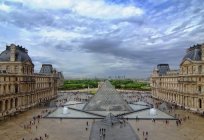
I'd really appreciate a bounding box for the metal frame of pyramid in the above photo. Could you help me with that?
[83,81,133,111]
[101,113,120,125]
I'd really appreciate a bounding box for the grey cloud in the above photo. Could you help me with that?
[32,56,58,65]
[1,0,204,78]
[79,38,188,67]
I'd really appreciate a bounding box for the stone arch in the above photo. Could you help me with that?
[3,85,6,92]
[10,98,14,109]
[0,100,3,112]
[5,100,9,110]
[15,98,18,108]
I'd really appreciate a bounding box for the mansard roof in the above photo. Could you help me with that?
[0,44,32,63]
[40,64,53,75]
[182,44,202,61]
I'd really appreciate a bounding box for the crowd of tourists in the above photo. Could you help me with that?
[21,109,50,140]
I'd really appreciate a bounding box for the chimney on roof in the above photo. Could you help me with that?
[10,44,16,62]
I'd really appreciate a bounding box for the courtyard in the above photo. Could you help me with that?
[1,91,204,140]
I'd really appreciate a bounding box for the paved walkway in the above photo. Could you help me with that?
[90,121,139,140]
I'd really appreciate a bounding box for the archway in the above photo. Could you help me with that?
[0,101,3,112]
[199,99,202,108]
[15,98,18,108]
[5,100,9,110]
[10,98,13,109]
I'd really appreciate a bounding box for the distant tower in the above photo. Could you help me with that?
[10,44,16,62]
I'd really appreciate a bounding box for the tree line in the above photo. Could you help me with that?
[59,79,150,91]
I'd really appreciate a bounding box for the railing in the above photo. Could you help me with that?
[178,79,196,83]
[20,79,36,83]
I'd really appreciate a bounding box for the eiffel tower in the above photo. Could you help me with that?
[83,81,132,111]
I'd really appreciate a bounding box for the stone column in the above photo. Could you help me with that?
[7,99,10,110]
[2,100,5,112]
[0,100,3,112]
[12,99,15,109]
[21,96,24,106]
[0,84,2,94]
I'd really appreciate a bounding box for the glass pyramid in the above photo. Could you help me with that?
[83,81,133,111]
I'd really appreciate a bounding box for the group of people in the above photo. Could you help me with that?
[23,114,41,130]
[22,133,49,140]
[137,128,149,140]
[99,128,106,140]
[85,121,89,131]
[22,109,51,140]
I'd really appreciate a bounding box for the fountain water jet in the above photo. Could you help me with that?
[149,108,157,116]
[62,106,70,114]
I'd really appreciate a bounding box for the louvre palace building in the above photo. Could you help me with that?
[151,44,204,113]
[0,44,64,117]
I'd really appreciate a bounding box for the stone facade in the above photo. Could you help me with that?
[0,44,62,117]
[151,44,204,113]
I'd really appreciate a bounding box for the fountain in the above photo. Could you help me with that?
[149,108,157,116]
[62,106,70,114]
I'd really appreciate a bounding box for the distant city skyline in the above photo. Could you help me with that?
[0,0,204,78]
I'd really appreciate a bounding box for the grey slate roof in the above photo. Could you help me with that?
[0,45,32,62]
[182,44,202,61]
[57,72,64,79]
[39,64,53,75]
[157,64,170,76]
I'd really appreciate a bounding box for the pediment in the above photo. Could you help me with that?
[180,58,192,66]
[23,60,34,66]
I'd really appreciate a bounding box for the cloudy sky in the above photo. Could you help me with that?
[0,0,204,79]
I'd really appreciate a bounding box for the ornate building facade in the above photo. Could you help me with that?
[0,44,62,117]
[151,44,204,113]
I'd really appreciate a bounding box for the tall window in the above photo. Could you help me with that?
[199,99,202,108]
[198,86,202,93]
[198,65,202,74]
[15,66,18,73]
